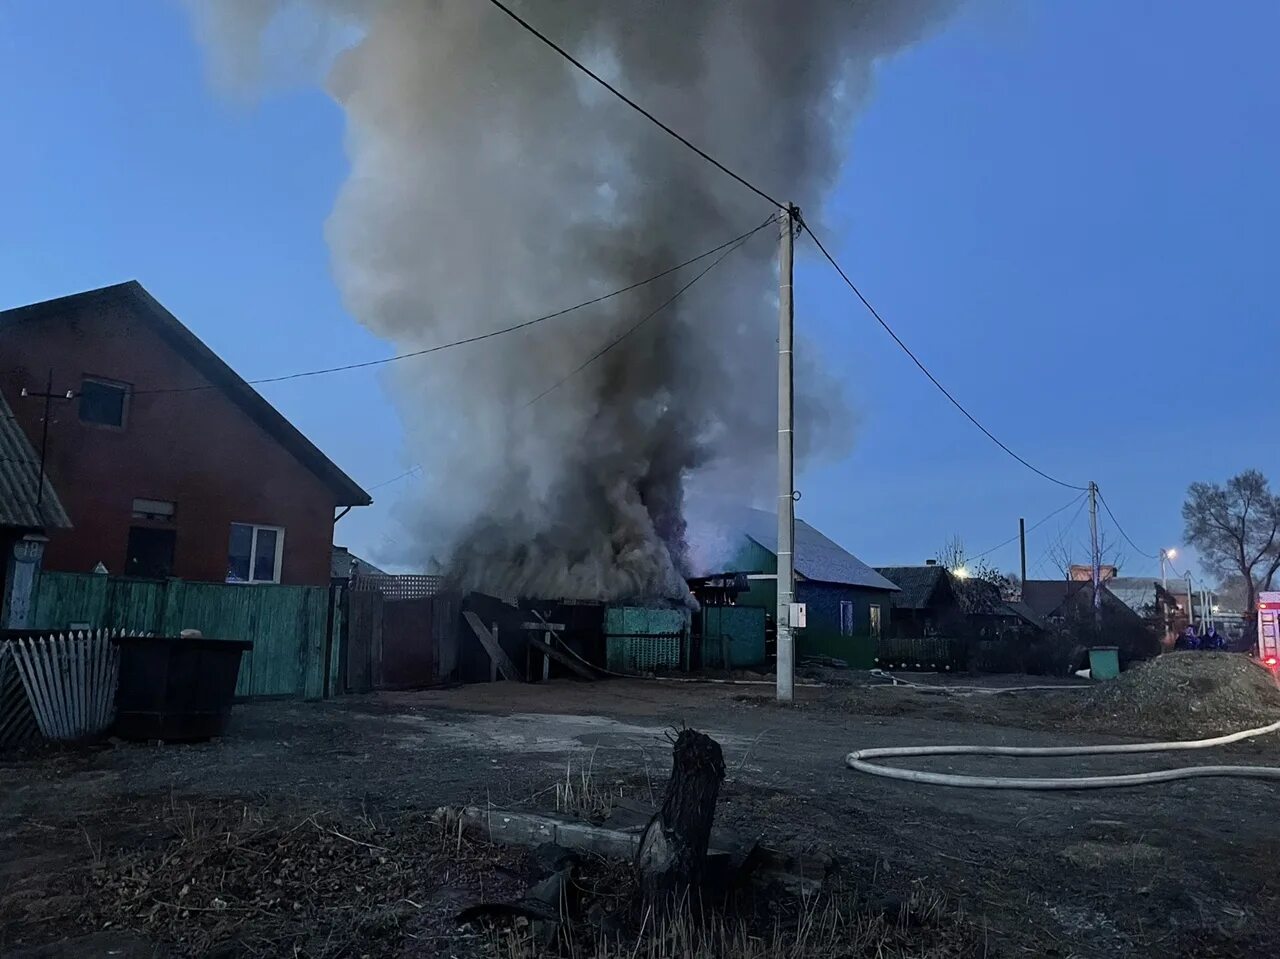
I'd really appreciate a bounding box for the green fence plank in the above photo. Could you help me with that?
[31,572,329,699]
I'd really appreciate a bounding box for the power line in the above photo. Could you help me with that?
[361,214,775,494]
[481,0,1100,494]
[1029,494,1091,578]
[483,0,783,210]
[365,465,421,493]
[525,215,775,407]
[1096,488,1159,560]
[800,225,1089,492]
[968,491,1089,563]
[125,221,774,398]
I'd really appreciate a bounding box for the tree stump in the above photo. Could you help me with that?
[635,729,726,909]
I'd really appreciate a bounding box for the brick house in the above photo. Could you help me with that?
[0,282,370,587]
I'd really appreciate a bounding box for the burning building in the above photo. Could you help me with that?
[187,0,957,608]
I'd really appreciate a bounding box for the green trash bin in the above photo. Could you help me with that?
[1088,646,1120,680]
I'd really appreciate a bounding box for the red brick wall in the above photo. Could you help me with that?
[1,295,339,586]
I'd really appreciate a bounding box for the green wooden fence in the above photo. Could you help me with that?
[30,573,337,699]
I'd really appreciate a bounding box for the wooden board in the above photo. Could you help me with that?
[462,612,522,682]
[527,634,598,680]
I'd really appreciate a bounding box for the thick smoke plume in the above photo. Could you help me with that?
[188,0,956,604]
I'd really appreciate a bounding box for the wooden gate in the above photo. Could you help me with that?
[343,579,459,692]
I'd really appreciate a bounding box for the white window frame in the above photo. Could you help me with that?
[228,523,285,584]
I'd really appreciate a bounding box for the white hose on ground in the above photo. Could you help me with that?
[868,668,1091,695]
[846,719,1280,789]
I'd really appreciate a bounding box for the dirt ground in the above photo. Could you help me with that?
[3,676,1279,957]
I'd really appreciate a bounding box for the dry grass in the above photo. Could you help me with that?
[6,799,531,958]
[486,888,982,958]
[553,751,626,823]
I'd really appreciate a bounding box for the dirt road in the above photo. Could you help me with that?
[3,678,1277,956]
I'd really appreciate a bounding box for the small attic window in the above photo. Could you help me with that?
[80,376,130,428]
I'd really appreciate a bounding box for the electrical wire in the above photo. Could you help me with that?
[967,491,1089,563]
[360,214,775,493]
[801,225,1088,492]
[1096,488,1159,560]
[482,0,784,211]
[124,222,776,398]
[483,0,1092,498]
[523,213,776,407]
[365,465,422,493]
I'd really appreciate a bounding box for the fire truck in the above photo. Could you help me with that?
[1258,592,1280,669]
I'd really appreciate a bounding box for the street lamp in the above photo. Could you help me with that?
[1160,548,1178,590]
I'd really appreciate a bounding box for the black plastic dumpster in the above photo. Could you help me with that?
[111,635,253,742]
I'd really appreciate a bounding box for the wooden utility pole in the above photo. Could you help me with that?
[1019,516,1027,584]
[1088,481,1101,632]
[776,205,796,703]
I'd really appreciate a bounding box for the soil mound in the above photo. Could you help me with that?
[1075,652,1280,738]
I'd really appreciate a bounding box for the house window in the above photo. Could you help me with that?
[79,376,130,427]
[869,604,883,639]
[132,498,176,521]
[226,523,285,584]
[840,600,855,637]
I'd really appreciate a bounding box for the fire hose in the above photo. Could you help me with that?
[846,718,1280,789]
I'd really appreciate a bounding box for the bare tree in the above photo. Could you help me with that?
[1183,470,1280,638]
[1044,528,1124,580]
[935,534,966,572]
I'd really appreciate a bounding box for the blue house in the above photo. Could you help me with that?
[712,509,898,668]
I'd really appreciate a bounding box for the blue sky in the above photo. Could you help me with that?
[3,1,1277,584]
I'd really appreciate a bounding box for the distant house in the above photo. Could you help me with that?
[0,391,73,628]
[331,546,386,584]
[707,509,899,668]
[875,563,1044,640]
[1021,579,1140,626]
[1020,578,1158,662]
[0,282,371,588]
[874,563,960,637]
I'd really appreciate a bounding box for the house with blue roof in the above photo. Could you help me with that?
[716,509,899,668]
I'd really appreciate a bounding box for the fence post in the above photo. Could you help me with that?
[159,578,185,635]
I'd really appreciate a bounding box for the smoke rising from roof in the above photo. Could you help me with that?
[187,0,957,603]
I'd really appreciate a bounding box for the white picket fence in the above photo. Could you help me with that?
[0,629,136,744]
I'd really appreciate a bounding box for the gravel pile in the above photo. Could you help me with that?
[1074,652,1280,738]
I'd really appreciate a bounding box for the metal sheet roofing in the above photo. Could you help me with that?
[741,508,899,591]
[0,391,71,530]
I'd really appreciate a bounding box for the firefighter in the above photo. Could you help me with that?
[1180,625,1200,650]
[1203,624,1227,651]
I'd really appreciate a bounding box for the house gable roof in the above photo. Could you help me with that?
[1020,580,1090,619]
[873,565,951,609]
[739,509,899,592]
[1020,579,1141,624]
[0,282,371,507]
[0,390,72,530]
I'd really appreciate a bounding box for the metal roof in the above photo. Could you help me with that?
[741,509,899,591]
[331,546,386,580]
[0,391,71,530]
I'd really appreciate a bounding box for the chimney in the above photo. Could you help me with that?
[925,559,937,566]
